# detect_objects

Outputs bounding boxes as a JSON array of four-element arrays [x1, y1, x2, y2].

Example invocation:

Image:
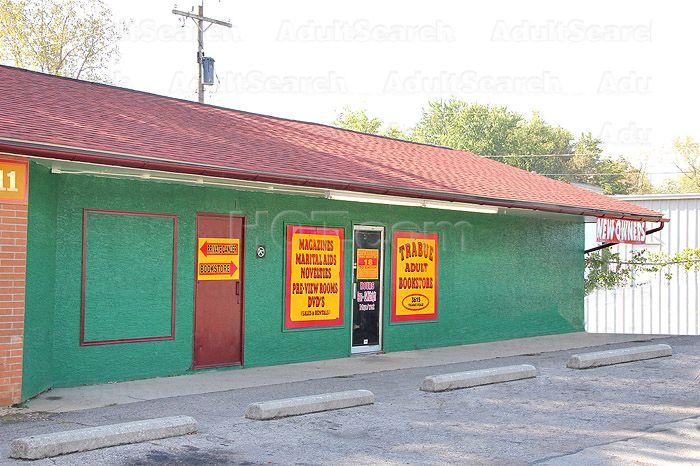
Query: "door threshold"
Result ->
[[351, 346, 382, 355], [193, 362, 242, 371]]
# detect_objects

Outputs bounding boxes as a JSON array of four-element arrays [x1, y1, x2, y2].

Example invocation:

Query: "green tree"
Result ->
[[412, 100, 523, 155], [333, 107, 383, 135], [568, 133, 653, 194], [600, 157, 653, 195], [655, 137, 700, 193], [585, 248, 700, 294], [673, 136, 700, 192], [0, 0, 124, 82], [506, 111, 572, 175], [333, 107, 409, 140], [654, 178, 682, 194], [569, 132, 603, 181], [409, 101, 578, 176], [332, 100, 653, 194], [382, 126, 409, 140]]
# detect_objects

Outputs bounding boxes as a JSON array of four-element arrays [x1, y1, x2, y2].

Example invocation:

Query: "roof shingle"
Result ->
[[0, 66, 662, 220]]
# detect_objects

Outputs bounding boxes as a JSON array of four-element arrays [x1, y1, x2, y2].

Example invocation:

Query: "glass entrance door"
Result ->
[[351, 226, 384, 354]]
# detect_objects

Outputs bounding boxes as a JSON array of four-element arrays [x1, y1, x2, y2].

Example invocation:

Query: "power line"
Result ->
[[486, 153, 686, 158], [479, 153, 691, 176], [539, 172, 688, 177], [609, 260, 700, 266], [486, 154, 577, 158]]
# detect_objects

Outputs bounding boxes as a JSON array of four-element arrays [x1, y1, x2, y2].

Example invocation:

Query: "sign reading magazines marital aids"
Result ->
[[285, 225, 344, 329], [392, 231, 438, 322]]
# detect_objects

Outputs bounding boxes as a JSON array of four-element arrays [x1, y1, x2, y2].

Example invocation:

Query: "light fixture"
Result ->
[[45, 159, 499, 214], [46, 161, 327, 198], [326, 190, 498, 214], [325, 191, 423, 207], [423, 200, 499, 214]]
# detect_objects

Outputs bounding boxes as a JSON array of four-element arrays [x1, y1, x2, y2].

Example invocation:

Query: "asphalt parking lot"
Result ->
[[1, 335, 698, 465]]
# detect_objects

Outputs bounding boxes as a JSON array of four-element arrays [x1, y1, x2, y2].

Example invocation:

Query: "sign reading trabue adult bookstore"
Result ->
[[596, 218, 646, 245], [285, 225, 344, 328], [392, 231, 438, 322]]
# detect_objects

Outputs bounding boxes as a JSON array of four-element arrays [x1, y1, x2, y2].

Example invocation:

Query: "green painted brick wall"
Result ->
[[22, 164, 584, 397], [22, 164, 57, 400], [83, 212, 175, 342]]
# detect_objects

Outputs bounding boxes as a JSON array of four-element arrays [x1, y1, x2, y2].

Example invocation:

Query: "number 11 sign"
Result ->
[[0, 158, 28, 204]]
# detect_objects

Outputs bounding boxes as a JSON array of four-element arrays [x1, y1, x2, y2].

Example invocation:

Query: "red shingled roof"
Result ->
[[0, 66, 662, 220]]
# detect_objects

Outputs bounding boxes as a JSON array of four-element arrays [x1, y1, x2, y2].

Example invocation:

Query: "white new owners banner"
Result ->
[[596, 218, 646, 244]]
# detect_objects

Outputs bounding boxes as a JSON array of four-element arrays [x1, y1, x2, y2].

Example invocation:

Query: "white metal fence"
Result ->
[[584, 194, 700, 335]]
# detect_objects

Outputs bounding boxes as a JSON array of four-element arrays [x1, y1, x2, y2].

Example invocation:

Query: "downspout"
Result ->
[[584, 221, 666, 254]]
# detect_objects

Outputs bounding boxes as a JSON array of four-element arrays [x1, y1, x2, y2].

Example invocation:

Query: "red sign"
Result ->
[[356, 248, 379, 280], [596, 218, 646, 244], [285, 225, 344, 329], [391, 231, 439, 322]]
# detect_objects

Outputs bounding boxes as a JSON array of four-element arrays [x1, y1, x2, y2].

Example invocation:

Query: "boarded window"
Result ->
[[81, 210, 177, 345]]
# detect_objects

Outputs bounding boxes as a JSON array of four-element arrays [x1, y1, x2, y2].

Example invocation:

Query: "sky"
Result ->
[[108, 0, 699, 185]]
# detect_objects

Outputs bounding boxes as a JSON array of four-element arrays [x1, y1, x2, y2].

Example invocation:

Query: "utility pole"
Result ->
[[172, 2, 232, 103]]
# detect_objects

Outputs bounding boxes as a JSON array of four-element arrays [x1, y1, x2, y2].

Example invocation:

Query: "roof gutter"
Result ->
[[0, 138, 667, 223]]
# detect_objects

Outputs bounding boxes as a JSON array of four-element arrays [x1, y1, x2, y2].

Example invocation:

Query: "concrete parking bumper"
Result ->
[[566, 344, 673, 369], [420, 364, 537, 392], [9, 415, 197, 460], [245, 389, 375, 420]]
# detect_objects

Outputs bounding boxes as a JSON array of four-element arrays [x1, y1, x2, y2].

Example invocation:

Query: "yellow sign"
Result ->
[[197, 238, 240, 281], [0, 158, 28, 204], [392, 232, 438, 321], [356, 248, 379, 280], [285, 225, 344, 328]]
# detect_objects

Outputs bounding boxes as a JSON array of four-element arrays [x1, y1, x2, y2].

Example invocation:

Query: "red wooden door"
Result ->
[[193, 213, 244, 368]]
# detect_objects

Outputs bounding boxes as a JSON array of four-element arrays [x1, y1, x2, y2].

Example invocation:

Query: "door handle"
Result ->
[[235, 281, 241, 304]]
